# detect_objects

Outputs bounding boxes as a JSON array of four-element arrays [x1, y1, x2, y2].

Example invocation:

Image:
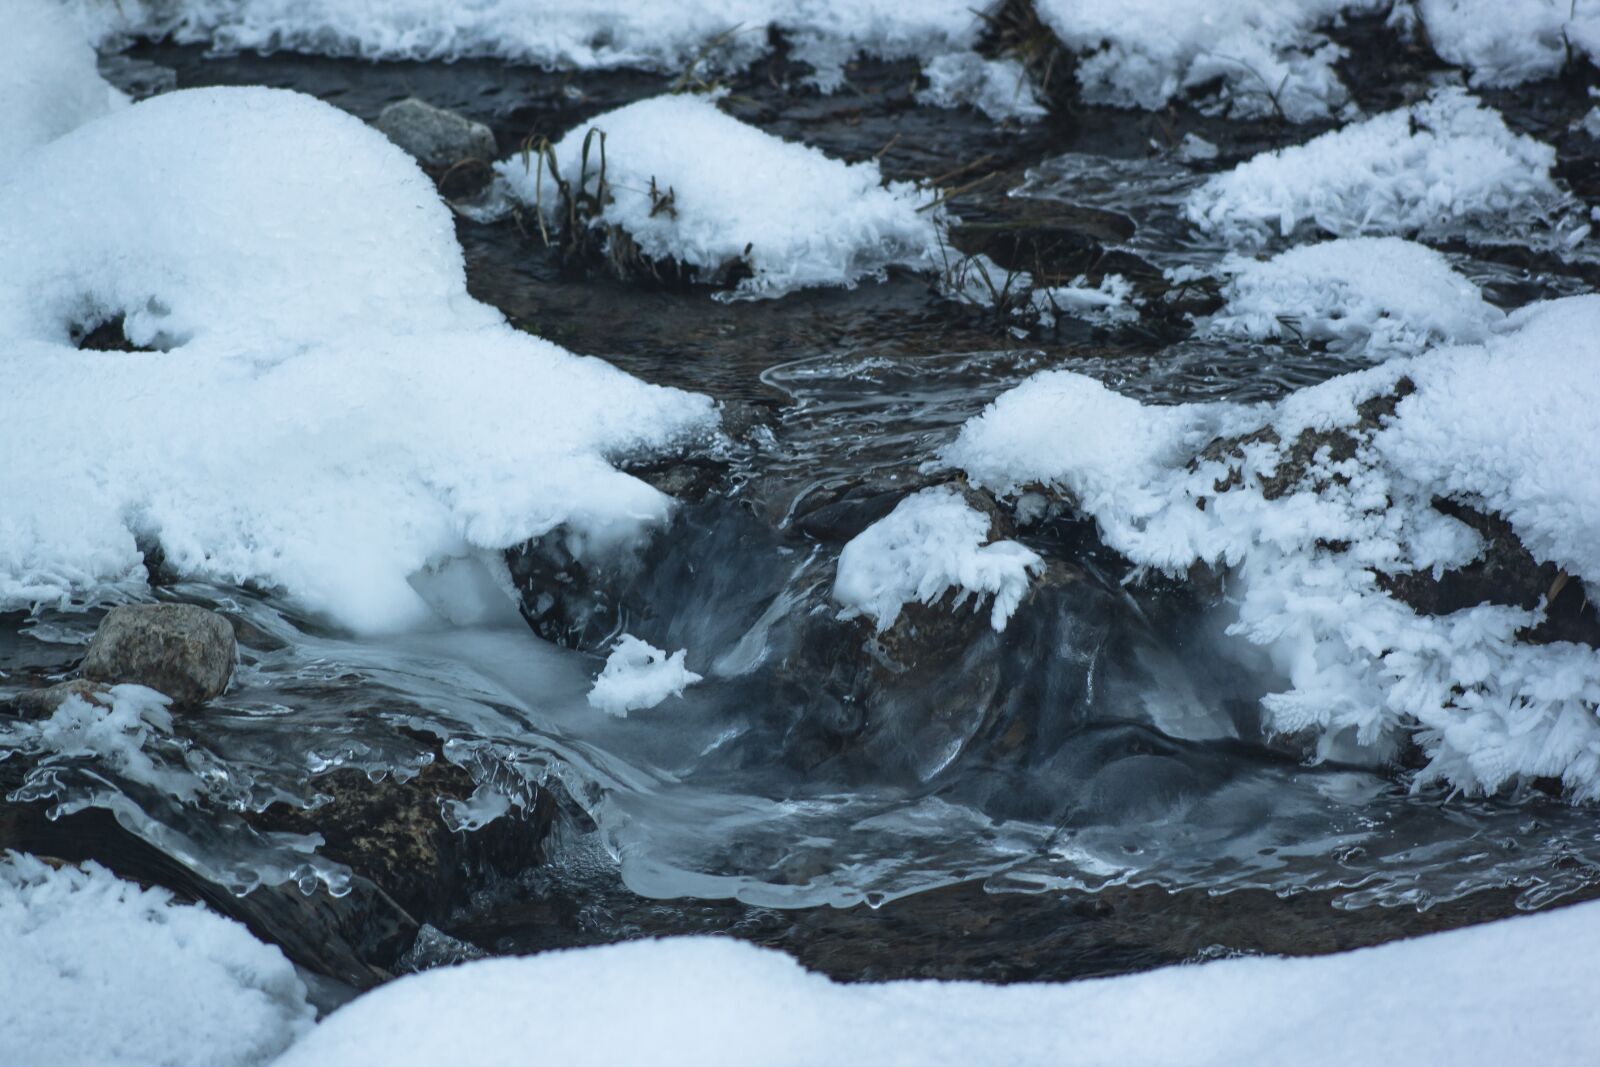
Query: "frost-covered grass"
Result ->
[[941, 296, 1600, 797], [1185, 87, 1580, 247], [278, 902, 1600, 1067], [1, 0, 122, 173], [497, 94, 944, 300], [1202, 237, 1503, 356], [833, 486, 1043, 633], [1032, 0, 1383, 122], [0, 85, 717, 632], [0, 853, 313, 1067], [588, 634, 703, 716]]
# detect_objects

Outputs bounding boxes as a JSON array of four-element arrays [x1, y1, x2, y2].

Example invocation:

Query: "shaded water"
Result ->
[[8, 38, 1600, 983]]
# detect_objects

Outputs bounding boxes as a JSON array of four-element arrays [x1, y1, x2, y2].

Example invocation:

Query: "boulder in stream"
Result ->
[[79, 603, 236, 707]]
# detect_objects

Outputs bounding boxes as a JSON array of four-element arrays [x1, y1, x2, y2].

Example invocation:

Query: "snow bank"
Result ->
[[0, 853, 313, 1067], [1203, 237, 1502, 356], [917, 53, 1047, 123], [1033, 0, 1382, 122], [1420, 0, 1600, 88], [942, 295, 1600, 797], [0, 87, 717, 632], [1185, 87, 1578, 247], [279, 901, 1600, 1067], [833, 486, 1043, 633], [497, 94, 943, 300], [588, 634, 703, 716], [74, 0, 980, 88], [0, 0, 121, 173]]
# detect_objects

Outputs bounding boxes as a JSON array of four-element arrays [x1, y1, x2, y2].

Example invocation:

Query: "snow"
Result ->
[[1419, 0, 1600, 88], [0, 852, 313, 1067], [0, 0, 122, 173], [72, 0, 981, 88], [0, 685, 199, 801], [279, 900, 1600, 1067], [0, 86, 718, 633], [917, 53, 1047, 123], [1185, 87, 1579, 247], [497, 94, 944, 300], [1033, 0, 1383, 122], [940, 295, 1600, 797], [588, 634, 703, 717], [1032, 274, 1142, 328], [1202, 237, 1502, 356], [833, 486, 1043, 633]]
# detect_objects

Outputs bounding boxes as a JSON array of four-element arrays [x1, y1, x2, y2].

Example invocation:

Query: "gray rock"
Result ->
[[8, 679, 113, 719], [376, 98, 496, 168], [80, 604, 236, 706]]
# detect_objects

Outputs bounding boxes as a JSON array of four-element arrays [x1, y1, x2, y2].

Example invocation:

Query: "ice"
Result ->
[[1202, 237, 1502, 356], [0, 86, 717, 632], [1419, 0, 1600, 88], [588, 634, 704, 717], [1185, 87, 1579, 247], [0, 684, 196, 800], [832, 486, 1043, 633], [1031, 274, 1141, 328], [0, 852, 313, 1067], [496, 94, 944, 300], [277, 901, 1600, 1066], [940, 295, 1600, 796], [1033, 0, 1383, 122], [917, 53, 1048, 123], [73, 0, 981, 88], [1, 0, 121, 173]]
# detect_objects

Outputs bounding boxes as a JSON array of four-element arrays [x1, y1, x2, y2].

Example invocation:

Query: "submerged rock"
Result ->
[[376, 97, 496, 168], [6, 678, 112, 719], [79, 604, 235, 707]]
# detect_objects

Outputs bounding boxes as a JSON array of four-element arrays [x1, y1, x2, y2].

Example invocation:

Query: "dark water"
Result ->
[[6, 36, 1600, 989]]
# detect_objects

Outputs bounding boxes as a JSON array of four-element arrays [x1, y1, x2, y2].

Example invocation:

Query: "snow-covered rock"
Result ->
[[833, 486, 1043, 633], [0, 853, 313, 1067], [497, 94, 943, 300], [588, 634, 703, 716], [941, 296, 1600, 797], [277, 901, 1600, 1067], [1419, 0, 1600, 88], [1202, 237, 1502, 356], [0, 86, 716, 632], [1185, 87, 1578, 247], [0, 0, 121, 173]]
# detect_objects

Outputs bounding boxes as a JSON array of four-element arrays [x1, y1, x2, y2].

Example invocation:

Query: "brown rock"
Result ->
[[80, 604, 236, 706]]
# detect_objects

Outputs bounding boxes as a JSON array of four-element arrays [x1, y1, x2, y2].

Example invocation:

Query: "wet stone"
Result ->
[[5, 678, 113, 719], [79, 603, 236, 707], [376, 97, 497, 168]]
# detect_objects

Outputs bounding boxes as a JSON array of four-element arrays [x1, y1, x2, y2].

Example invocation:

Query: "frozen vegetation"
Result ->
[[0, 84, 717, 632], [942, 296, 1600, 796], [497, 94, 944, 299], [833, 486, 1043, 633], [1202, 237, 1502, 356], [1185, 87, 1580, 247], [588, 634, 704, 717], [277, 902, 1600, 1067], [0, 854, 313, 1067]]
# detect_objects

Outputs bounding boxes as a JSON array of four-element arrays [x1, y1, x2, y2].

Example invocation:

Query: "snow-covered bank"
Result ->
[[1, 0, 122, 173], [497, 94, 943, 299], [1420, 0, 1600, 88], [0, 85, 717, 632], [277, 900, 1600, 1067], [941, 296, 1600, 796], [0, 854, 312, 1067]]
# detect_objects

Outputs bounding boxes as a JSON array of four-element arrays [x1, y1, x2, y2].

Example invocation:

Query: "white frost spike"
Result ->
[[833, 486, 1043, 634], [588, 635, 704, 718]]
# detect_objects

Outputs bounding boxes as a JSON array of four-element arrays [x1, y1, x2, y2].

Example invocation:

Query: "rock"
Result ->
[[79, 604, 235, 706], [376, 98, 497, 168], [6, 678, 113, 719]]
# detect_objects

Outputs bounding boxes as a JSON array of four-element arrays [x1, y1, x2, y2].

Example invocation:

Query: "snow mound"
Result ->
[[1202, 237, 1503, 356], [917, 53, 1047, 123], [75, 0, 980, 88], [833, 486, 1043, 633], [1034, 0, 1383, 122], [941, 296, 1600, 797], [497, 94, 943, 300], [1, 0, 121, 173], [588, 634, 703, 717], [0, 852, 313, 1067], [279, 902, 1600, 1067], [1420, 0, 1600, 88], [1185, 87, 1578, 247], [0, 87, 717, 632]]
